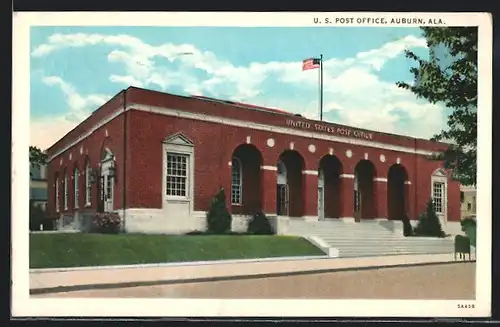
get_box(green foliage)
[29,201,47,231]
[397,27,477,186]
[413,199,446,237]
[30,146,48,169]
[461,216,476,247]
[92,212,121,234]
[247,211,274,235]
[30,233,324,269]
[206,188,232,234]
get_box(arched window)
[74,167,80,209]
[85,159,92,206]
[63,169,68,210]
[231,157,242,205]
[55,174,60,212]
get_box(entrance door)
[101,161,114,212]
[318,186,325,220]
[277,184,289,216]
[354,189,362,222]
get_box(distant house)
[30,164,48,210]
[460,185,476,219]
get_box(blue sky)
[30,26,450,150]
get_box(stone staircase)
[286,219,455,258]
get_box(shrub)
[413,199,446,237]
[29,201,46,231]
[185,230,207,235]
[92,212,121,234]
[247,211,274,235]
[461,215,476,247]
[206,188,232,234]
[401,214,414,237]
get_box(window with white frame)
[166,152,188,197]
[63,170,68,210]
[85,160,92,205]
[74,168,80,209]
[231,157,242,205]
[106,174,112,200]
[55,175,60,212]
[432,181,445,214]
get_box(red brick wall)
[126,87,450,153]
[126,108,460,221]
[46,92,125,156]
[47,114,125,217]
[45,88,460,224]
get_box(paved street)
[33,262,475,299]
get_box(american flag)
[302,58,321,71]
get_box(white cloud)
[356,35,428,71]
[109,74,143,87]
[31,32,447,142]
[31,76,110,150]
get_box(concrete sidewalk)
[30,253,471,295]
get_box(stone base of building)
[55,209,465,237]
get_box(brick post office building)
[46,87,462,235]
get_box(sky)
[30,26,451,150]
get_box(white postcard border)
[12,11,492,318]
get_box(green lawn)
[30,233,325,269]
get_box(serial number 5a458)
[458,304,475,309]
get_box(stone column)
[221,159,232,214]
[405,180,413,217]
[260,165,277,216]
[373,177,388,219]
[340,173,355,221]
[302,169,318,220]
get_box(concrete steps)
[285,219,454,258]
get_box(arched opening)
[99,148,115,213]
[84,157,92,207]
[73,165,80,210]
[63,168,68,211]
[55,173,60,213]
[354,160,376,221]
[318,155,343,219]
[387,164,409,220]
[231,144,263,215]
[277,150,305,217]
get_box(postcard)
[12,11,491,318]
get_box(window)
[432,181,444,214]
[166,153,188,197]
[63,170,68,210]
[85,160,92,205]
[55,175,60,212]
[106,175,112,200]
[467,203,472,211]
[231,157,242,205]
[460,191,464,203]
[74,168,80,209]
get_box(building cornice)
[48,103,441,162]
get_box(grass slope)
[30,233,325,269]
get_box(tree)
[397,27,477,186]
[206,188,232,234]
[414,199,446,238]
[30,146,48,168]
[247,211,273,235]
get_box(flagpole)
[320,54,323,121]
